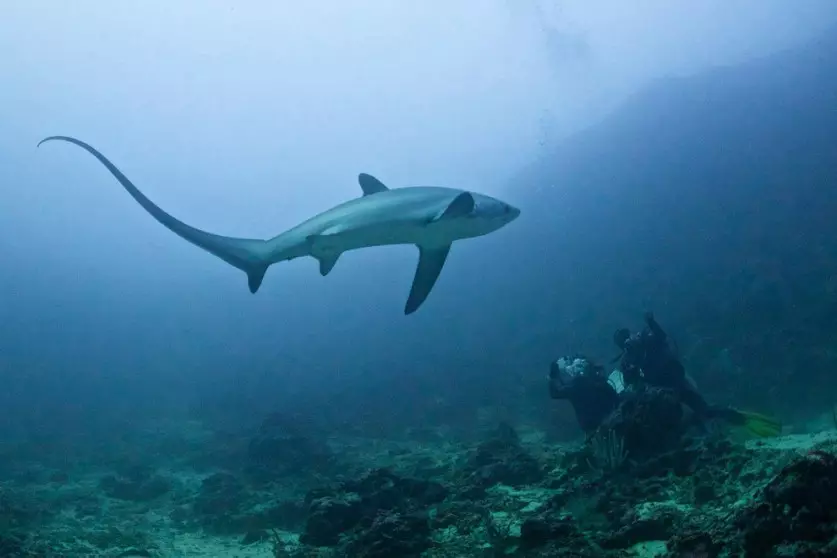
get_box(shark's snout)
[496,203,520,226]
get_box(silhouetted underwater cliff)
[509,24,837,424]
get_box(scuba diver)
[613,312,782,437]
[548,355,621,435]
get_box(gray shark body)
[39,135,520,314]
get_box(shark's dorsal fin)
[358,173,389,196]
[405,244,451,314]
[433,192,475,222]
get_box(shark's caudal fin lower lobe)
[39,136,271,292]
[246,264,269,293]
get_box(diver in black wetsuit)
[613,312,781,436]
[548,355,621,435]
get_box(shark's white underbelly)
[310,221,430,254]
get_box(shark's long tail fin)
[39,135,271,293]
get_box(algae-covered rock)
[99,473,171,502]
[247,411,335,481]
[347,510,432,557]
[737,449,837,556]
[299,467,447,551]
[192,472,246,521]
[461,423,544,494]
[300,492,362,546]
[598,387,685,463]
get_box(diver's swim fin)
[737,410,783,438]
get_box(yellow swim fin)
[736,410,783,438]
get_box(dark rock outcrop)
[99,469,171,502]
[347,511,432,557]
[597,387,685,463]
[737,449,837,556]
[460,423,544,495]
[247,412,335,481]
[301,492,362,546]
[191,472,247,532]
[300,467,447,552]
[178,471,306,535]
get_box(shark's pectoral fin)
[432,192,475,222]
[405,244,451,315]
[358,173,389,196]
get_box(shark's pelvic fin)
[38,135,271,292]
[434,192,474,222]
[405,244,451,315]
[306,233,342,276]
[358,173,389,196]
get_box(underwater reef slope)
[5,395,837,557]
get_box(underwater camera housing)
[552,355,626,393]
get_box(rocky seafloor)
[3,389,837,558]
